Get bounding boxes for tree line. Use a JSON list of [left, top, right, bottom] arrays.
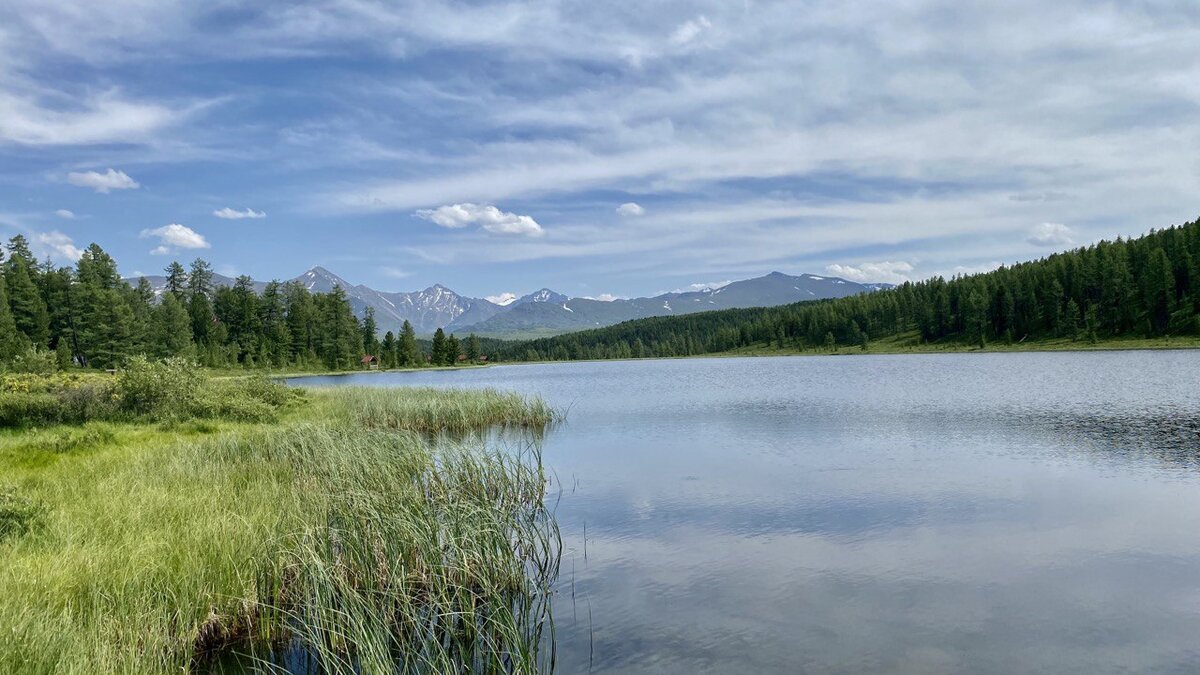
[[492, 217, 1200, 362], [0, 238, 486, 371]]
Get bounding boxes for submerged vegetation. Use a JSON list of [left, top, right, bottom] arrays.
[[0, 362, 560, 674], [494, 217, 1200, 361]]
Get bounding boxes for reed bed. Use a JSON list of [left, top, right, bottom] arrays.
[[322, 386, 559, 434], [0, 385, 560, 674]]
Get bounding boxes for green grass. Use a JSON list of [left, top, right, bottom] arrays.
[[0, 382, 560, 674], [720, 330, 1200, 357]]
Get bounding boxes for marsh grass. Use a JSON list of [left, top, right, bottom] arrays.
[[0, 384, 560, 674], [328, 386, 560, 434]]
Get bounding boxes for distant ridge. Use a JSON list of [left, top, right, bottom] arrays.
[[127, 268, 890, 337]]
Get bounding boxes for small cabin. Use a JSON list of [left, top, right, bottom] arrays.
[[360, 355, 379, 370]]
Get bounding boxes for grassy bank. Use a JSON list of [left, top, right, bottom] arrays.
[[720, 330, 1200, 357], [0, 366, 560, 674]]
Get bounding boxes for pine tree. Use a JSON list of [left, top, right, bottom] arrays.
[[446, 334, 461, 365], [5, 236, 50, 347], [152, 293, 194, 357], [466, 333, 481, 362], [360, 306, 379, 355], [165, 261, 187, 298], [0, 274, 21, 360], [399, 320, 419, 367], [431, 328, 447, 366], [381, 331, 397, 368]]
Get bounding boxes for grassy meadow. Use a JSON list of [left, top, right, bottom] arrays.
[[0, 362, 560, 674]]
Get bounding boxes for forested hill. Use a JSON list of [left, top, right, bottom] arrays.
[[492, 217, 1200, 362]]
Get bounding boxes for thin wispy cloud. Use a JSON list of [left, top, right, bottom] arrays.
[[214, 207, 266, 220], [54, 209, 75, 219], [0, 1, 1197, 294]]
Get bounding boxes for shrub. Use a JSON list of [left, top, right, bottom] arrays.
[[0, 392, 60, 428], [116, 357, 202, 419], [0, 487, 45, 542], [57, 383, 119, 424], [5, 348, 58, 376]]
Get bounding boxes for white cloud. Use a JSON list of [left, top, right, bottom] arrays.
[[1027, 222, 1075, 246], [582, 293, 622, 302], [616, 202, 645, 217], [213, 207, 266, 219], [54, 209, 74, 219], [825, 261, 915, 284], [67, 168, 139, 193], [670, 15, 711, 46], [34, 231, 83, 262], [0, 89, 179, 146], [415, 203, 544, 236], [662, 280, 731, 294], [486, 292, 518, 305], [140, 223, 210, 255]]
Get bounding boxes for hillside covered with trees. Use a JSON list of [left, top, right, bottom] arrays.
[[492, 217, 1200, 362]]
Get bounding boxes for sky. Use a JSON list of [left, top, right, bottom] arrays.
[[1, 1, 1198, 301]]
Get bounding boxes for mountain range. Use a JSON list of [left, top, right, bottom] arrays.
[[129, 268, 891, 338]]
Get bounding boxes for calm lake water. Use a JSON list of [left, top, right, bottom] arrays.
[[292, 352, 1200, 674]]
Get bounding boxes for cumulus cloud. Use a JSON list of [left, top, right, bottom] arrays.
[[583, 293, 622, 302], [213, 207, 266, 219], [825, 261, 915, 284], [415, 203, 544, 236], [616, 202, 645, 217], [1027, 222, 1075, 246], [140, 223, 210, 255], [670, 15, 711, 45], [486, 292, 518, 305], [54, 209, 75, 219], [35, 231, 84, 262], [67, 168, 139, 193]]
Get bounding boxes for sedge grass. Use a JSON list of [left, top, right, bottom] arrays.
[[0, 385, 560, 674]]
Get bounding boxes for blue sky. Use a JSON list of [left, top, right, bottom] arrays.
[[1, 1, 1198, 301]]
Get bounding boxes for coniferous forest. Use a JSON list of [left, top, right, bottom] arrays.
[[493, 217, 1200, 362], [0, 238, 466, 371]]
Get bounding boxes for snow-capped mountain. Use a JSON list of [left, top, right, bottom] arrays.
[[294, 267, 503, 334], [513, 288, 569, 306], [127, 268, 891, 338]]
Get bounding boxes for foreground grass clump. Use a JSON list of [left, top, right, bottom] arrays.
[[0, 378, 559, 674]]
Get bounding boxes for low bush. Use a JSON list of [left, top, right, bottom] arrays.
[[0, 392, 61, 427], [0, 359, 297, 428], [0, 487, 44, 543]]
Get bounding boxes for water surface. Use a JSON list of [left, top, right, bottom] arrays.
[[294, 352, 1200, 674]]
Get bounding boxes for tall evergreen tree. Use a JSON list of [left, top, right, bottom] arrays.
[[5, 236, 50, 347], [431, 328, 448, 366], [164, 261, 187, 298], [152, 293, 194, 357], [399, 320, 420, 366]]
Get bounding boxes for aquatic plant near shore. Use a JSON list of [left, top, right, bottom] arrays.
[[0, 386, 560, 674], [328, 386, 560, 434]]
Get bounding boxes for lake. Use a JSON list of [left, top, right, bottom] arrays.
[[292, 351, 1200, 674]]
